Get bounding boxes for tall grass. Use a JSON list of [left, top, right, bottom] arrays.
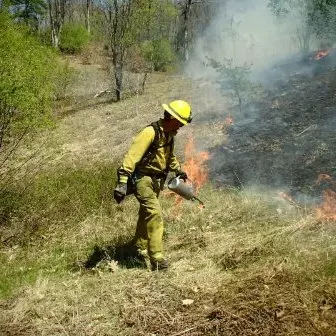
[[0, 162, 133, 297]]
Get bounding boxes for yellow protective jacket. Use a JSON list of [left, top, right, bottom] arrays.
[[118, 119, 181, 184]]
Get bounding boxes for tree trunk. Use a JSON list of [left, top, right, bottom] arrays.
[[86, 0, 90, 34], [51, 28, 59, 48], [302, 29, 311, 53], [48, 0, 65, 48], [141, 72, 148, 94], [178, 0, 192, 61], [112, 46, 124, 101], [114, 64, 123, 101]]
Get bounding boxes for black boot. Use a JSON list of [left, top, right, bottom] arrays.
[[151, 258, 169, 271]]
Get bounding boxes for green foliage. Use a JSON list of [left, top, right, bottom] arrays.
[[142, 39, 176, 71], [60, 23, 90, 54], [209, 58, 257, 111], [9, 0, 47, 30], [36, 26, 52, 46], [135, 0, 177, 41], [0, 12, 59, 152], [268, 0, 336, 44], [100, 0, 177, 99], [268, 0, 298, 17], [309, 0, 336, 41]]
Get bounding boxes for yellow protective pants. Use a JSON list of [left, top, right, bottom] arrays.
[[134, 176, 164, 261]]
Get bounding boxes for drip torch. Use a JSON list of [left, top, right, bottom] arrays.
[[168, 177, 205, 207]]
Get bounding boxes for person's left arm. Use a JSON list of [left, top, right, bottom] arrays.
[[166, 137, 188, 180], [168, 150, 188, 180], [167, 151, 181, 173]]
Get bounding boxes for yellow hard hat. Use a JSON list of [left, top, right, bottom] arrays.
[[162, 100, 192, 125]]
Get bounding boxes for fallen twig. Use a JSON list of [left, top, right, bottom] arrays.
[[171, 324, 203, 336], [295, 125, 316, 136], [94, 89, 112, 98]]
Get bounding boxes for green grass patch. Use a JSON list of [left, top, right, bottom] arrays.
[[322, 255, 336, 277], [0, 162, 122, 297], [1, 163, 118, 244]]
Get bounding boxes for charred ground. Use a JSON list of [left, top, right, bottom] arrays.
[[209, 64, 336, 200]]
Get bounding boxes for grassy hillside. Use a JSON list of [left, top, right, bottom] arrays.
[[1, 56, 336, 335]]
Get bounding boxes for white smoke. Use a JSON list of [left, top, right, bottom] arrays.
[[183, 0, 331, 197], [185, 0, 311, 80]]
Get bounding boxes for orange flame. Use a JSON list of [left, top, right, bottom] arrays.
[[278, 191, 295, 204], [315, 173, 335, 186], [168, 137, 210, 214], [314, 49, 331, 60], [316, 189, 336, 221], [182, 137, 210, 193], [315, 174, 336, 221], [225, 115, 234, 126]]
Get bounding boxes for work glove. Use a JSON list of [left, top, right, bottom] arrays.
[[113, 182, 127, 204], [176, 171, 188, 181]]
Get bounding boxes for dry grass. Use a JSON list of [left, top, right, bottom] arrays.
[[1, 185, 336, 335], [1, 53, 336, 336]]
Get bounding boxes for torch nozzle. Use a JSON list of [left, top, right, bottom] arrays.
[[192, 197, 205, 208]]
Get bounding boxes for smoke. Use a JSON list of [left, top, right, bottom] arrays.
[[185, 0, 336, 202], [186, 0, 310, 80], [185, 0, 312, 129]]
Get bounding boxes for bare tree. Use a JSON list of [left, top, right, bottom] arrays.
[[85, 0, 91, 33], [176, 0, 219, 61], [48, 0, 67, 48], [177, 0, 192, 61], [99, 0, 155, 101], [106, 0, 133, 101]]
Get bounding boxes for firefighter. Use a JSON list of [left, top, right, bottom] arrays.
[[113, 100, 192, 270]]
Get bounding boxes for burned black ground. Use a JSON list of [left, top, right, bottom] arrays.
[[209, 67, 336, 200]]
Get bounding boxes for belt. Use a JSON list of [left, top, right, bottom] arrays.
[[149, 173, 166, 179], [135, 171, 167, 179]]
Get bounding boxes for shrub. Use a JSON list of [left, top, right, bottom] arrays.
[[60, 23, 90, 54], [0, 12, 59, 154], [142, 39, 176, 72], [53, 59, 76, 100], [209, 58, 259, 113]]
